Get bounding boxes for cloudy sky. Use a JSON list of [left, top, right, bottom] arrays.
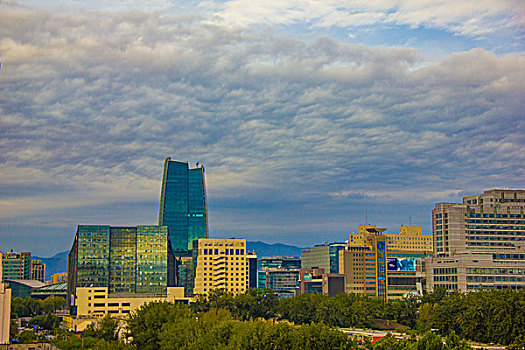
[[1, 0, 524, 256]]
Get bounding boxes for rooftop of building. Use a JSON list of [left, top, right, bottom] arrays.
[[5, 279, 45, 288], [33, 282, 67, 293]]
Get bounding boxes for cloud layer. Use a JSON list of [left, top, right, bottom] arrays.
[[1, 3, 524, 255]]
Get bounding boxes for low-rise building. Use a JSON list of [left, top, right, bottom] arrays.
[[297, 268, 345, 296], [74, 286, 187, 318], [262, 268, 299, 298]]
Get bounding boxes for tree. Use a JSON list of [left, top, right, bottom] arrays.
[[444, 331, 472, 350], [83, 313, 120, 341], [412, 331, 444, 350], [42, 296, 66, 314], [28, 313, 61, 330], [10, 319, 18, 340], [126, 302, 187, 350], [232, 288, 279, 320]]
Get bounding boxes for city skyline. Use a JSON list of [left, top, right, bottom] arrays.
[[1, 0, 524, 256]]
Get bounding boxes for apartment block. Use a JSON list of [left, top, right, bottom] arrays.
[[192, 238, 251, 295]]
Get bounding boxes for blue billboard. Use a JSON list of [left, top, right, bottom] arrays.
[[387, 258, 417, 271]]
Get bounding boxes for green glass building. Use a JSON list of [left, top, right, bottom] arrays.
[[158, 158, 208, 256], [1, 251, 31, 281], [68, 225, 174, 301], [301, 243, 346, 274]]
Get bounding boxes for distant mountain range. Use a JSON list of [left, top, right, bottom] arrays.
[[246, 241, 302, 258], [34, 241, 302, 281], [33, 251, 69, 281]]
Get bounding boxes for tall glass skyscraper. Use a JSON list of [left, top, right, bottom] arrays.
[[158, 157, 208, 256]]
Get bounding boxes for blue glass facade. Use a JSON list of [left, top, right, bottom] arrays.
[[159, 158, 208, 255]]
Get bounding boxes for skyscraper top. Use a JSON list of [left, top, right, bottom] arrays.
[[158, 158, 208, 255]]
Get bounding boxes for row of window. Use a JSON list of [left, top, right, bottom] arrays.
[[202, 248, 244, 255], [434, 283, 457, 290], [467, 284, 523, 290], [467, 236, 525, 241], [91, 302, 131, 307], [467, 219, 525, 224], [467, 230, 525, 236], [467, 242, 515, 247], [434, 275, 458, 282], [467, 225, 525, 230], [492, 253, 525, 260], [466, 276, 524, 282], [467, 213, 524, 218], [434, 267, 457, 275], [466, 268, 524, 275]]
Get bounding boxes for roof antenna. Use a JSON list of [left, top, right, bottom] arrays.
[[365, 208, 368, 225], [408, 216, 412, 226]]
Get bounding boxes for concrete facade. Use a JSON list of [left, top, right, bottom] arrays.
[[427, 189, 525, 292]]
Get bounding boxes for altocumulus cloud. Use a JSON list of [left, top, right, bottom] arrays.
[[0, 4, 524, 253]]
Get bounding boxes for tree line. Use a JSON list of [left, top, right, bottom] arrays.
[[11, 288, 525, 348], [57, 302, 475, 350], [190, 287, 525, 346]]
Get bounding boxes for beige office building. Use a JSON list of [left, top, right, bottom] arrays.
[[427, 189, 525, 292], [193, 238, 249, 295], [0, 253, 12, 344], [341, 225, 431, 300], [349, 225, 432, 253]]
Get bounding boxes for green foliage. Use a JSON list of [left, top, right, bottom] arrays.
[[11, 296, 66, 317], [82, 313, 120, 341], [126, 301, 189, 350], [444, 331, 472, 350], [28, 313, 61, 330], [279, 292, 382, 328], [417, 289, 525, 345], [383, 296, 419, 329], [9, 319, 18, 340], [128, 301, 358, 350], [16, 330, 45, 343], [232, 288, 279, 320]]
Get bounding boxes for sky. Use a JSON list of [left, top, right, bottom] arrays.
[[1, 0, 524, 256]]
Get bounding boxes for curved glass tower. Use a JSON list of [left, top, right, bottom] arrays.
[[158, 157, 208, 256]]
